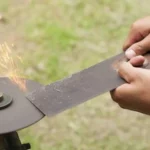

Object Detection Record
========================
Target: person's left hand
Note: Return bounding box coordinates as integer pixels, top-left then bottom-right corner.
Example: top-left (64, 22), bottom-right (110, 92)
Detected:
top-left (110, 56), bottom-right (150, 115)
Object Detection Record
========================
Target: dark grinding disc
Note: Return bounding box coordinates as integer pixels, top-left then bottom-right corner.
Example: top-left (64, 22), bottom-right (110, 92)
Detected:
top-left (0, 77), bottom-right (44, 135)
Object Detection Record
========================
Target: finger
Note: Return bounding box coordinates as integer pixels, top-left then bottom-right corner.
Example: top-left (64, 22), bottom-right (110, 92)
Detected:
top-left (125, 34), bottom-right (150, 59)
top-left (118, 62), bottom-right (137, 83)
top-left (110, 84), bottom-right (132, 104)
top-left (123, 16), bottom-right (150, 51)
top-left (123, 28), bottom-right (144, 51)
top-left (129, 55), bottom-right (145, 67)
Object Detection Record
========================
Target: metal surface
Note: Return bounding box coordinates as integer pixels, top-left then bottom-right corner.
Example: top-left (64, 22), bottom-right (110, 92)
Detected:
top-left (26, 53), bottom-right (125, 117)
top-left (0, 93), bottom-right (13, 110)
top-left (27, 52), bottom-right (150, 117)
top-left (0, 93), bottom-right (3, 102)
top-left (0, 77), bottom-right (44, 135)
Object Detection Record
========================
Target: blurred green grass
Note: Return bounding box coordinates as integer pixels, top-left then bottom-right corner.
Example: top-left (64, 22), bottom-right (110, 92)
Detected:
top-left (1, 0), bottom-right (150, 150)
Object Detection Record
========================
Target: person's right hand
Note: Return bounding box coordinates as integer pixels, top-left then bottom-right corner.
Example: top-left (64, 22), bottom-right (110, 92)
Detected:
top-left (109, 16), bottom-right (150, 115)
top-left (124, 16), bottom-right (150, 64)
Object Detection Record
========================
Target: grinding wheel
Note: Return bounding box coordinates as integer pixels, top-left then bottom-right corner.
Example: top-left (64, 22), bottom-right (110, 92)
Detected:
top-left (0, 77), bottom-right (45, 135)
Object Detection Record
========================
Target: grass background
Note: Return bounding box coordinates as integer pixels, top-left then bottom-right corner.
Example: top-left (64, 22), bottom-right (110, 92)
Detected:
top-left (0, 0), bottom-right (150, 149)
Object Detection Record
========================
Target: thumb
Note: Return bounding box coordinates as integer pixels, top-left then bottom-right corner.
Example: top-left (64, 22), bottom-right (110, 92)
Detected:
top-left (118, 62), bottom-right (137, 83)
top-left (125, 34), bottom-right (150, 59)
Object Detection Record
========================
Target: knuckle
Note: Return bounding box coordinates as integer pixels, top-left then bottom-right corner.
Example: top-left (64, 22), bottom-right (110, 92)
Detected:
top-left (131, 17), bottom-right (149, 31)
top-left (133, 43), bottom-right (144, 52)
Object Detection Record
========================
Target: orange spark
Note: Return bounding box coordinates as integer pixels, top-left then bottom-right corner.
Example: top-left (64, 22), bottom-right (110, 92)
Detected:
top-left (0, 42), bottom-right (26, 91)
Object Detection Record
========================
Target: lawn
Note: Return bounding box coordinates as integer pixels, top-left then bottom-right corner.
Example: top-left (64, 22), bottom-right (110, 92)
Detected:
top-left (0, 0), bottom-right (150, 150)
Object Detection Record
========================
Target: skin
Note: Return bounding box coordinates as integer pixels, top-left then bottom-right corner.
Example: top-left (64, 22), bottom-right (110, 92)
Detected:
top-left (110, 16), bottom-right (150, 115)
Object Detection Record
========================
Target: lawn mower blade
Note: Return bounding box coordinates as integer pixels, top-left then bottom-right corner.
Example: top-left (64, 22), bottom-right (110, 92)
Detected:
top-left (26, 52), bottom-right (150, 117)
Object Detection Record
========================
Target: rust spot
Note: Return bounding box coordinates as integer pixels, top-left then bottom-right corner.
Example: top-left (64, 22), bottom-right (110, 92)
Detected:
top-left (112, 56), bottom-right (128, 71)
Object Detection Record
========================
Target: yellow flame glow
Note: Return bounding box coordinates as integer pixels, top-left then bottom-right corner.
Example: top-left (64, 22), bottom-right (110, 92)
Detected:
top-left (0, 42), bottom-right (26, 91)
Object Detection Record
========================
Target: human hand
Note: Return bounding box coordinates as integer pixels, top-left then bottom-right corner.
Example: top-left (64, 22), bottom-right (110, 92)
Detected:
top-left (110, 60), bottom-right (150, 115)
top-left (110, 16), bottom-right (150, 114)
top-left (124, 16), bottom-right (150, 63)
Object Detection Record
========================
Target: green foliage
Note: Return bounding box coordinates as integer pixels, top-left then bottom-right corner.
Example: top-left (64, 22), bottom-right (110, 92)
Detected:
top-left (26, 21), bottom-right (77, 50)
top-left (0, 1), bottom-right (9, 12)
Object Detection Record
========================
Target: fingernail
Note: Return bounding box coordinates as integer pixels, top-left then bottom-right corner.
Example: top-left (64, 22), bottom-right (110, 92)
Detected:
top-left (143, 59), bottom-right (149, 67)
top-left (125, 49), bottom-right (136, 59)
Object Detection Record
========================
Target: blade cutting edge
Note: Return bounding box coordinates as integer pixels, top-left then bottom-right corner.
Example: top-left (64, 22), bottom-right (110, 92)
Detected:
top-left (26, 53), bottom-right (127, 117)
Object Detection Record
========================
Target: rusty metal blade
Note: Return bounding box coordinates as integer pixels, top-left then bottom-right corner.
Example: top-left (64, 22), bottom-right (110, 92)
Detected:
top-left (26, 52), bottom-right (130, 117)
